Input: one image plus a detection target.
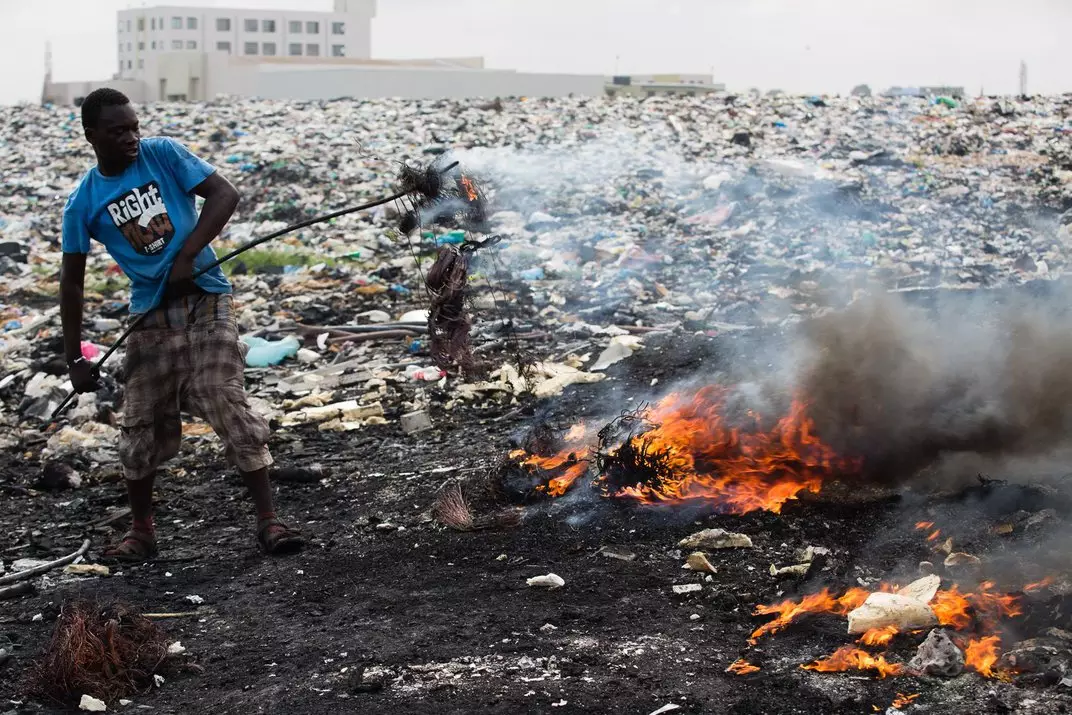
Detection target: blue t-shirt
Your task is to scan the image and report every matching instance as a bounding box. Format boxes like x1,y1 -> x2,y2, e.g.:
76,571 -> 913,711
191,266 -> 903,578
62,137 -> 232,314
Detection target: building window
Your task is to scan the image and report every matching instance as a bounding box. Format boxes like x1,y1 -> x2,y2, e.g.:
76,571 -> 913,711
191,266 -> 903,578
244,42 -> 258,55
118,43 -> 123,54
332,22 -> 345,35
138,59 -> 144,69
217,17 -> 231,31
187,40 -> 197,49
244,18 -> 258,32
118,20 -> 124,32
151,41 -> 156,49
171,17 -> 182,29
288,43 -> 302,56
172,40 -> 183,50
137,17 -> 145,31
138,42 -> 145,50
331,44 -> 345,57
306,21 -> 319,34
127,42 -> 132,51
288,20 -> 301,33
127,60 -> 133,69
151,17 -> 156,30
217,41 -> 232,53
187,17 -> 197,30
306,43 -> 320,56
263,42 -> 277,56
263,19 -> 276,32
127,20 -> 131,31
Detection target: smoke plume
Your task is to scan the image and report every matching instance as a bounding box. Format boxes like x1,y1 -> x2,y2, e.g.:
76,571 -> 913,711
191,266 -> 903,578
793,286 -> 1072,484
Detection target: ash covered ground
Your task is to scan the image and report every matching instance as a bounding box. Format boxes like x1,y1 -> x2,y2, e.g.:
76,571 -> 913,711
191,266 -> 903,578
3,94 -> 1072,714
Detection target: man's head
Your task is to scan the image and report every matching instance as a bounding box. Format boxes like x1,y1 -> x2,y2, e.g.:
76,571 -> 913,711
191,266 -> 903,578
81,88 -> 140,167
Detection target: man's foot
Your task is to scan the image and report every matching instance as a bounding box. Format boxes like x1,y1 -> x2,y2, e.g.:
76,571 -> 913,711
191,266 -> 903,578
102,529 -> 158,563
257,517 -> 305,556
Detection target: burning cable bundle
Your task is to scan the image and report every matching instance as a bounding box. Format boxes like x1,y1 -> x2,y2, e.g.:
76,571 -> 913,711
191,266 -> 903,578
503,386 -> 858,513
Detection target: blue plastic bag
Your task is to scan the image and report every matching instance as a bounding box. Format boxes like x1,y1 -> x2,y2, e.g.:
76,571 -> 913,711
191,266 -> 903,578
241,336 -> 300,367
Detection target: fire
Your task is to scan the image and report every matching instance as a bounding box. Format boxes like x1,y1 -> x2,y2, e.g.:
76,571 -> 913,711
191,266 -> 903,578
726,658 -> 760,675
1024,577 -> 1053,592
509,423 -> 594,497
460,176 -> 479,202
931,586 -> 973,630
508,388 -> 856,513
858,625 -> 899,647
914,521 -> 934,530
600,387 -> 853,512
893,693 -> 920,709
963,636 -> 1002,677
750,587 -> 869,642
802,646 -> 903,678
931,582 -> 1021,632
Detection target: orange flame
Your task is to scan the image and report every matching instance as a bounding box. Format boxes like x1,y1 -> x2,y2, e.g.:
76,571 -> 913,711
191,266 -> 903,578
726,658 -> 760,675
893,693 -> 920,709
460,176 -> 479,202
608,388 -> 856,512
751,587 -> 869,642
509,423 -> 594,497
858,625 -> 899,647
914,521 -> 934,530
1024,577 -> 1054,592
802,646 -> 903,678
963,636 -> 1002,677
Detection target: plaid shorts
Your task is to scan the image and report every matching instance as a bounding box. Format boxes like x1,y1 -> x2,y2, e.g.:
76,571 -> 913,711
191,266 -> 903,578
118,292 -> 273,480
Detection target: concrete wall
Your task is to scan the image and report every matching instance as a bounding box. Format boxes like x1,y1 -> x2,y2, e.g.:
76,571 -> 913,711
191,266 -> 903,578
44,79 -> 146,106
242,66 -> 606,100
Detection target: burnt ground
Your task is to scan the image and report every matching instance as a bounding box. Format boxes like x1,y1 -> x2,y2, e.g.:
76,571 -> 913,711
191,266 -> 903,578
3,333 -> 1072,715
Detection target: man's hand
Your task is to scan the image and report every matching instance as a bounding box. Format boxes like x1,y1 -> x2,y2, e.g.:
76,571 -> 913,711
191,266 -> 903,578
168,252 -> 195,284
68,357 -> 101,394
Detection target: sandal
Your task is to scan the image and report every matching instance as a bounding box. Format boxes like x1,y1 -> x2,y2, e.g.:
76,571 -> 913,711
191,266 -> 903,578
102,529 -> 158,563
257,517 -> 305,556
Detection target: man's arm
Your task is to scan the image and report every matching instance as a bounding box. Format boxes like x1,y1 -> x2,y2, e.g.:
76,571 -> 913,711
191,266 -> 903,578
61,252 -> 99,392
169,173 -> 240,283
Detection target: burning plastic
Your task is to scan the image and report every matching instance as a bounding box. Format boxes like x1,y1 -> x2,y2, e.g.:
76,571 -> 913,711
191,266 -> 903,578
505,386 -> 858,513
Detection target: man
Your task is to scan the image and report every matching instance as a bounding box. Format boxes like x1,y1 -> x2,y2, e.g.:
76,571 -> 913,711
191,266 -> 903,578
61,88 -> 304,561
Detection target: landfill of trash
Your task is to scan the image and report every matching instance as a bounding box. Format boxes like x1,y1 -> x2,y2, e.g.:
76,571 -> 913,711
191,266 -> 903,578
1,91 -> 1072,481
5,91 -> 1072,714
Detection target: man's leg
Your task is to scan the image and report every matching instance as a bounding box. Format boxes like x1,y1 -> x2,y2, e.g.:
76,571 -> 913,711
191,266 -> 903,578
126,472 -> 157,534
240,466 -> 276,518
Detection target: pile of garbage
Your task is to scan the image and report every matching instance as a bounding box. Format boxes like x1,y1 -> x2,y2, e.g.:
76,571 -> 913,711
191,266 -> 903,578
2,92 -> 1071,472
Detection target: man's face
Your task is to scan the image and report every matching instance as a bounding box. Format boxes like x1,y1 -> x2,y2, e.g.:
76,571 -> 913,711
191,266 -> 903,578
86,103 -> 141,165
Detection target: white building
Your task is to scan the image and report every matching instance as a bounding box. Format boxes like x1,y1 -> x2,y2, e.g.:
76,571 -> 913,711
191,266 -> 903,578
44,1 -> 606,104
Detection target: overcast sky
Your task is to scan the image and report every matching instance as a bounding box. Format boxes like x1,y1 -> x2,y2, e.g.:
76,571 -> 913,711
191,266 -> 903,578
1,0 -> 1070,104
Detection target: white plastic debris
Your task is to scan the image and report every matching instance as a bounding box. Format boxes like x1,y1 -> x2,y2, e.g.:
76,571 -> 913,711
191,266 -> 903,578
684,552 -> 716,574
78,694 -> 107,712
526,573 -> 565,589
167,642 -> 187,656
672,583 -> 703,595
153,674 -> 165,687
590,335 -> 643,371
296,348 -> 320,364
649,704 -> 682,715
847,592 -> 938,634
678,529 -> 753,550
185,595 -> 204,605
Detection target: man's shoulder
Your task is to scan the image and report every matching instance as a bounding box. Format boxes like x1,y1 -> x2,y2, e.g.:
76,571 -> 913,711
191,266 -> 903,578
140,136 -> 178,154
63,171 -> 97,213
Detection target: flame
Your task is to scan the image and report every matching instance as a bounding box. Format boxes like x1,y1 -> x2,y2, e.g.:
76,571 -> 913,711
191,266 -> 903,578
460,176 -> 479,202
893,693 -> 920,709
963,636 -> 1002,677
927,530 -> 942,542
1024,577 -> 1053,592
509,423 -> 594,497
914,521 -> 934,530
751,587 -> 869,642
726,658 -> 760,675
858,625 -> 899,647
931,586 -> 973,630
802,646 -> 903,678
607,388 -> 856,512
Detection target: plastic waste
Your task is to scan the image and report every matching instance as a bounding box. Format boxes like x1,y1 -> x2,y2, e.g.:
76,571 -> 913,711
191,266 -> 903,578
241,336 -> 300,367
